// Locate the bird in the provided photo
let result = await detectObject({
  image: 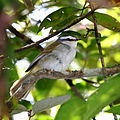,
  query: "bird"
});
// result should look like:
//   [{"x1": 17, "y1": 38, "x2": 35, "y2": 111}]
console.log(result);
[{"x1": 10, "y1": 31, "x2": 81, "y2": 100}]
